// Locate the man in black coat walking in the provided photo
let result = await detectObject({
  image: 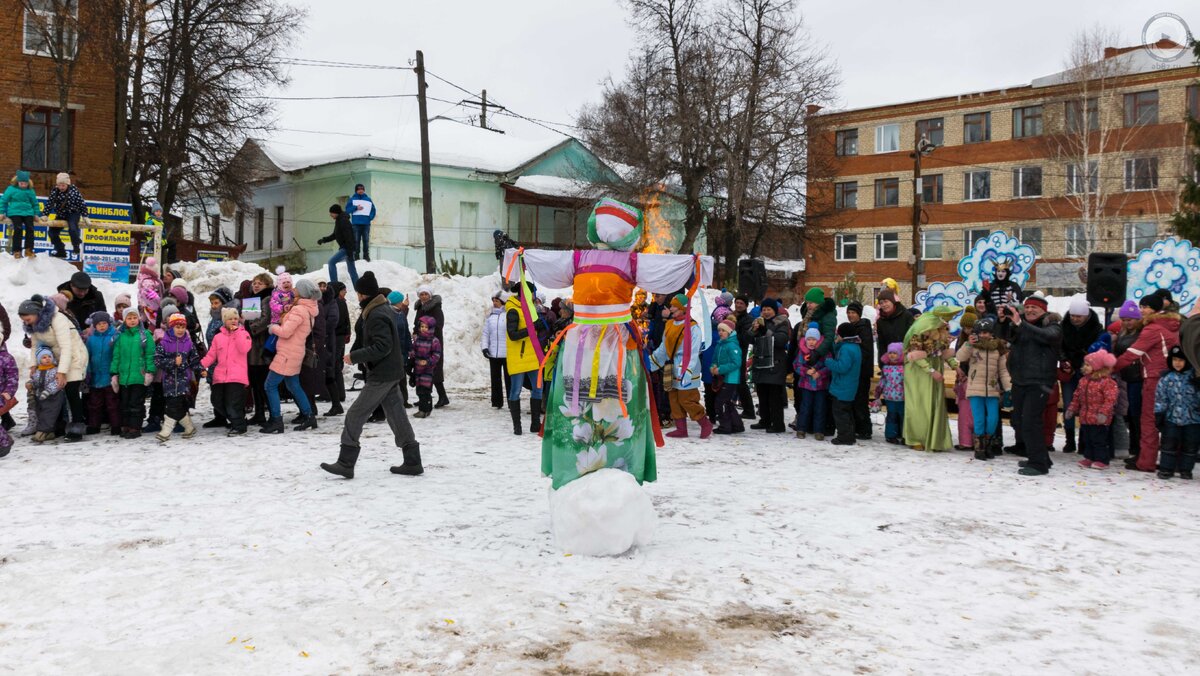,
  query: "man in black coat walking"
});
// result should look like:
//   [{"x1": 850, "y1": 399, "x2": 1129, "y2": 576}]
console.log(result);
[
  {"x1": 999, "y1": 292, "x2": 1063, "y2": 476},
  {"x1": 320, "y1": 271, "x2": 423, "y2": 479}
]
